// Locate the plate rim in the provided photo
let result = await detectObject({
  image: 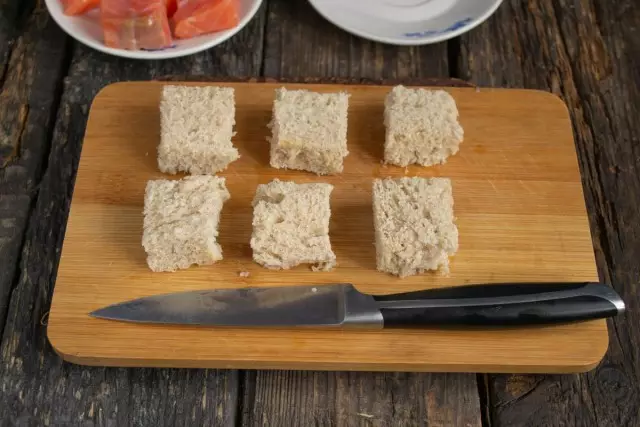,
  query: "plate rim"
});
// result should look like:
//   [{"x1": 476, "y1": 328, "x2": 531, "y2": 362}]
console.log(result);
[
  {"x1": 308, "y1": 0, "x2": 505, "y2": 46},
  {"x1": 44, "y1": 0, "x2": 264, "y2": 60}
]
